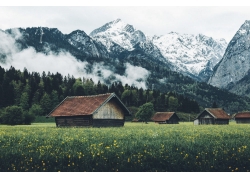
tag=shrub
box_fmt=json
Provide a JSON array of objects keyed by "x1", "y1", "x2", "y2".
[
  {"x1": 1, "y1": 106, "x2": 24, "y2": 125},
  {"x1": 23, "y1": 111, "x2": 36, "y2": 125},
  {"x1": 135, "y1": 102, "x2": 154, "y2": 123}
]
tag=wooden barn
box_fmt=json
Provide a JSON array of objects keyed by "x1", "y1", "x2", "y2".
[
  {"x1": 47, "y1": 93, "x2": 131, "y2": 127},
  {"x1": 151, "y1": 112, "x2": 180, "y2": 124},
  {"x1": 234, "y1": 112, "x2": 250, "y2": 124},
  {"x1": 196, "y1": 108, "x2": 230, "y2": 125}
]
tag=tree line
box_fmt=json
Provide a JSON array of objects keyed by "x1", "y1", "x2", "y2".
[{"x1": 0, "y1": 66, "x2": 200, "y2": 124}]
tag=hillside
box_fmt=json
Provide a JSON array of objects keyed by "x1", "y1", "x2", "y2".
[{"x1": 0, "y1": 26, "x2": 249, "y2": 114}]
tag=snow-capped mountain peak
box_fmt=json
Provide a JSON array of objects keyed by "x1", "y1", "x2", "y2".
[
  {"x1": 90, "y1": 19, "x2": 227, "y2": 82},
  {"x1": 90, "y1": 19, "x2": 146, "y2": 51}
]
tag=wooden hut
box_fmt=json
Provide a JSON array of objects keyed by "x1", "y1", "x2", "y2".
[
  {"x1": 47, "y1": 93, "x2": 131, "y2": 127},
  {"x1": 196, "y1": 108, "x2": 230, "y2": 125},
  {"x1": 234, "y1": 112, "x2": 250, "y2": 124},
  {"x1": 151, "y1": 112, "x2": 180, "y2": 124},
  {"x1": 132, "y1": 118, "x2": 142, "y2": 122}
]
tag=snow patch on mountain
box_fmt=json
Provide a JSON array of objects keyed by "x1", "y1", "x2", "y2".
[
  {"x1": 90, "y1": 19, "x2": 227, "y2": 81},
  {"x1": 151, "y1": 32, "x2": 227, "y2": 80},
  {"x1": 90, "y1": 19, "x2": 146, "y2": 52}
]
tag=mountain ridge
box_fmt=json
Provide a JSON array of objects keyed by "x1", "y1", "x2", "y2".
[
  {"x1": 1, "y1": 21, "x2": 250, "y2": 114},
  {"x1": 89, "y1": 19, "x2": 227, "y2": 82}
]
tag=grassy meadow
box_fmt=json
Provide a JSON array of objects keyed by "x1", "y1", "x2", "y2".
[{"x1": 1, "y1": 122, "x2": 250, "y2": 172}]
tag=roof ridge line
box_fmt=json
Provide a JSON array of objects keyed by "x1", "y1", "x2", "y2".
[{"x1": 67, "y1": 93, "x2": 113, "y2": 98}]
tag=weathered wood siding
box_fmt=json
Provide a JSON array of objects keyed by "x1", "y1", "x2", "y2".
[
  {"x1": 93, "y1": 98, "x2": 124, "y2": 120},
  {"x1": 167, "y1": 114, "x2": 179, "y2": 124},
  {"x1": 198, "y1": 111, "x2": 215, "y2": 125},
  {"x1": 55, "y1": 116, "x2": 92, "y2": 127},
  {"x1": 235, "y1": 118, "x2": 250, "y2": 124},
  {"x1": 93, "y1": 119, "x2": 125, "y2": 127},
  {"x1": 214, "y1": 119, "x2": 229, "y2": 125}
]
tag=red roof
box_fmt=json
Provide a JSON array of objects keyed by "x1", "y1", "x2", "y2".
[
  {"x1": 47, "y1": 93, "x2": 130, "y2": 117},
  {"x1": 234, "y1": 112, "x2": 250, "y2": 119},
  {"x1": 204, "y1": 108, "x2": 230, "y2": 119},
  {"x1": 151, "y1": 112, "x2": 175, "y2": 122}
]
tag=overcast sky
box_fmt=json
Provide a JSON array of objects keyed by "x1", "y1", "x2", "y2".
[{"x1": 1, "y1": 1, "x2": 250, "y2": 42}]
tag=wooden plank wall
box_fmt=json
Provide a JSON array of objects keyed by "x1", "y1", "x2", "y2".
[
  {"x1": 55, "y1": 117, "x2": 92, "y2": 127},
  {"x1": 236, "y1": 119, "x2": 250, "y2": 124},
  {"x1": 93, "y1": 119, "x2": 125, "y2": 127},
  {"x1": 93, "y1": 98, "x2": 124, "y2": 120}
]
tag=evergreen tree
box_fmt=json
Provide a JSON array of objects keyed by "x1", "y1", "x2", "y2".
[
  {"x1": 19, "y1": 92, "x2": 30, "y2": 111},
  {"x1": 96, "y1": 80, "x2": 104, "y2": 94},
  {"x1": 40, "y1": 93, "x2": 52, "y2": 115},
  {"x1": 51, "y1": 90, "x2": 59, "y2": 109},
  {"x1": 212, "y1": 101, "x2": 218, "y2": 108},
  {"x1": 168, "y1": 96, "x2": 178, "y2": 111},
  {"x1": 29, "y1": 104, "x2": 43, "y2": 116},
  {"x1": 121, "y1": 90, "x2": 131, "y2": 105}
]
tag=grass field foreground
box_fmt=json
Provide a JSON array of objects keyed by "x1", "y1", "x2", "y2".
[{"x1": 0, "y1": 122, "x2": 250, "y2": 172}]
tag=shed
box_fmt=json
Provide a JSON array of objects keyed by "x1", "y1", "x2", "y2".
[
  {"x1": 151, "y1": 112, "x2": 180, "y2": 124},
  {"x1": 47, "y1": 93, "x2": 131, "y2": 127},
  {"x1": 193, "y1": 119, "x2": 199, "y2": 125},
  {"x1": 132, "y1": 118, "x2": 142, "y2": 122},
  {"x1": 196, "y1": 108, "x2": 230, "y2": 125},
  {"x1": 234, "y1": 112, "x2": 250, "y2": 124}
]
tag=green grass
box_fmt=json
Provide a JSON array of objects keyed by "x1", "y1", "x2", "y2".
[{"x1": 0, "y1": 122, "x2": 250, "y2": 172}]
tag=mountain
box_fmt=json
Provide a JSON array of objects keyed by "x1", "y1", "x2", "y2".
[
  {"x1": 90, "y1": 19, "x2": 227, "y2": 81},
  {"x1": 4, "y1": 27, "x2": 110, "y2": 61},
  {"x1": 1, "y1": 22, "x2": 249, "y2": 114},
  {"x1": 151, "y1": 33, "x2": 227, "y2": 81},
  {"x1": 66, "y1": 30, "x2": 109, "y2": 58},
  {"x1": 90, "y1": 19, "x2": 146, "y2": 51},
  {"x1": 208, "y1": 20, "x2": 250, "y2": 97}
]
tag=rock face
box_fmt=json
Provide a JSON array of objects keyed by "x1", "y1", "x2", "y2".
[
  {"x1": 208, "y1": 20, "x2": 250, "y2": 89},
  {"x1": 151, "y1": 33, "x2": 227, "y2": 81},
  {"x1": 66, "y1": 30, "x2": 109, "y2": 58},
  {"x1": 90, "y1": 19, "x2": 227, "y2": 81}
]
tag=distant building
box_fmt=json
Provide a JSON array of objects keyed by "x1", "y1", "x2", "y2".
[
  {"x1": 196, "y1": 108, "x2": 230, "y2": 125},
  {"x1": 132, "y1": 118, "x2": 143, "y2": 123},
  {"x1": 47, "y1": 93, "x2": 131, "y2": 127},
  {"x1": 151, "y1": 112, "x2": 180, "y2": 124},
  {"x1": 234, "y1": 112, "x2": 250, "y2": 124},
  {"x1": 193, "y1": 119, "x2": 199, "y2": 125}
]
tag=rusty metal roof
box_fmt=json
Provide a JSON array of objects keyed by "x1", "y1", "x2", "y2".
[
  {"x1": 47, "y1": 93, "x2": 131, "y2": 117},
  {"x1": 151, "y1": 112, "x2": 175, "y2": 122},
  {"x1": 202, "y1": 108, "x2": 230, "y2": 119},
  {"x1": 234, "y1": 112, "x2": 250, "y2": 119}
]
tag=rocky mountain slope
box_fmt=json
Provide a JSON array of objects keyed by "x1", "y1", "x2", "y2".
[
  {"x1": 90, "y1": 19, "x2": 227, "y2": 81},
  {"x1": 208, "y1": 20, "x2": 250, "y2": 96},
  {"x1": 151, "y1": 33, "x2": 227, "y2": 81}
]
